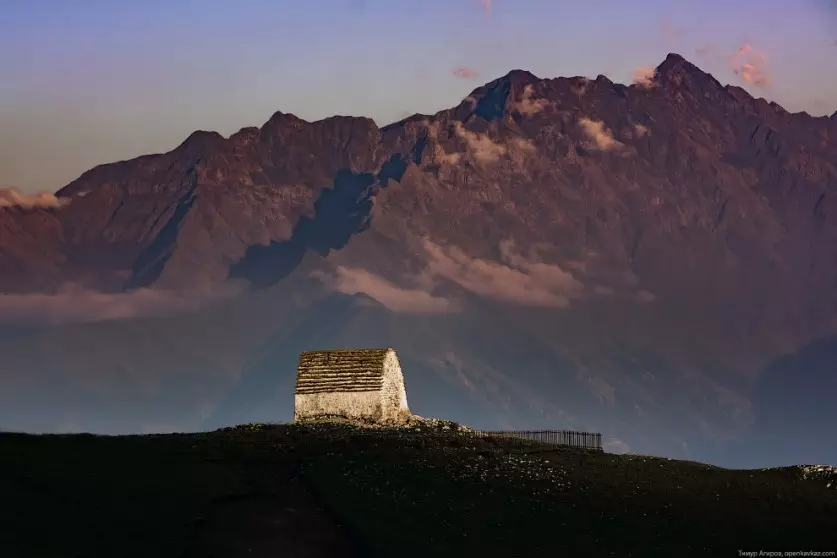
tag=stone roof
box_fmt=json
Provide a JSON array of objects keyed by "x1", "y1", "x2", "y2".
[{"x1": 295, "y1": 348, "x2": 393, "y2": 395}]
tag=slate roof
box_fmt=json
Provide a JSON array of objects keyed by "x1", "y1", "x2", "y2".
[{"x1": 295, "y1": 348, "x2": 393, "y2": 395}]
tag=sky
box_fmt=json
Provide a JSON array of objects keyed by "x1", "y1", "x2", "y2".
[{"x1": 2, "y1": 0, "x2": 837, "y2": 193}]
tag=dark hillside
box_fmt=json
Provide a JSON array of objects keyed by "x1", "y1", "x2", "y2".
[{"x1": 1, "y1": 424, "x2": 834, "y2": 557}]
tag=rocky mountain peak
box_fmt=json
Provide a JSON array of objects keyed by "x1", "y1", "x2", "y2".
[
  {"x1": 262, "y1": 110, "x2": 308, "y2": 135},
  {"x1": 175, "y1": 130, "x2": 227, "y2": 161},
  {"x1": 463, "y1": 69, "x2": 541, "y2": 121},
  {"x1": 654, "y1": 52, "x2": 723, "y2": 94},
  {"x1": 180, "y1": 130, "x2": 225, "y2": 145},
  {"x1": 655, "y1": 52, "x2": 697, "y2": 76},
  {"x1": 497, "y1": 69, "x2": 541, "y2": 87},
  {"x1": 229, "y1": 126, "x2": 261, "y2": 150}
]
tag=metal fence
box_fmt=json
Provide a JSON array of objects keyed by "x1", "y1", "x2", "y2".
[
  {"x1": 215, "y1": 423, "x2": 604, "y2": 453},
  {"x1": 300, "y1": 427, "x2": 604, "y2": 452},
  {"x1": 473, "y1": 430, "x2": 603, "y2": 451}
]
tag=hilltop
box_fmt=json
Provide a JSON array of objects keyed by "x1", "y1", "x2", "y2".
[{"x1": 1, "y1": 422, "x2": 835, "y2": 557}]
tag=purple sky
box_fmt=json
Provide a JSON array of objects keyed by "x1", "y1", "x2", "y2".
[{"x1": 2, "y1": 0, "x2": 836, "y2": 193}]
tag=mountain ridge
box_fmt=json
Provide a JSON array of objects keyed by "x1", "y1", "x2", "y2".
[{"x1": 2, "y1": 52, "x2": 836, "y2": 466}]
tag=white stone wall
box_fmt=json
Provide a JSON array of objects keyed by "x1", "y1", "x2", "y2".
[
  {"x1": 294, "y1": 390, "x2": 382, "y2": 422},
  {"x1": 380, "y1": 349, "x2": 411, "y2": 420},
  {"x1": 293, "y1": 348, "x2": 411, "y2": 423}
]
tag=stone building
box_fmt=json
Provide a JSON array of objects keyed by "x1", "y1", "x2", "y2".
[{"x1": 294, "y1": 348, "x2": 411, "y2": 423}]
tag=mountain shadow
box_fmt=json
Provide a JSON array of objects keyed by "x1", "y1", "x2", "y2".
[
  {"x1": 201, "y1": 291, "x2": 393, "y2": 429},
  {"x1": 230, "y1": 155, "x2": 407, "y2": 289},
  {"x1": 125, "y1": 184, "x2": 198, "y2": 290},
  {"x1": 201, "y1": 290, "x2": 532, "y2": 432},
  {"x1": 734, "y1": 336, "x2": 837, "y2": 467}
]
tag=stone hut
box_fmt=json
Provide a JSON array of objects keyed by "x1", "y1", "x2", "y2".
[{"x1": 294, "y1": 348, "x2": 411, "y2": 423}]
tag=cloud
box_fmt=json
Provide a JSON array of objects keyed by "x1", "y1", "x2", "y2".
[
  {"x1": 452, "y1": 66, "x2": 480, "y2": 80},
  {"x1": 727, "y1": 43, "x2": 771, "y2": 87},
  {"x1": 631, "y1": 66, "x2": 656, "y2": 88},
  {"x1": 424, "y1": 122, "x2": 462, "y2": 165},
  {"x1": 694, "y1": 43, "x2": 715, "y2": 57},
  {"x1": 636, "y1": 290, "x2": 656, "y2": 303},
  {"x1": 313, "y1": 266, "x2": 456, "y2": 314},
  {"x1": 434, "y1": 147, "x2": 462, "y2": 165},
  {"x1": 321, "y1": 239, "x2": 649, "y2": 313},
  {"x1": 0, "y1": 188, "x2": 69, "y2": 210},
  {"x1": 572, "y1": 77, "x2": 591, "y2": 98},
  {"x1": 453, "y1": 122, "x2": 507, "y2": 164},
  {"x1": 508, "y1": 136, "x2": 536, "y2": 154},
  {"x1": 633, "y1": 123, "x2": 649, "y2": 137},
  {"x1": 578, "y1": 118, "x2": 625, "y2": 151},
  {"x1": 479, "y1": 0, "x2": 491, "y2": 17},
  {"x1": 603, "y1": 437, "x2": 631, "y2": 454},
  {"x1": 587, "y1": 376, "x2": 616, "y2": 405},
  {"x1": 421, "y1": 239, "x2": 585, "y2": 308},
  {"x1": 0, "y1": 283, "x2": 244, "y2": 326},
  {"x1": 660, "y1": 15, "x2": 685, "y2": 42},
  {"x1": 438, "y1": 351, "x2": 477, "y2": 392},
  {"x1": 426, "y1": 121, "x2": 531, "y2": 166},
  {"x1": 514, "y1": 84, "x2": 550, "y2": 115}
]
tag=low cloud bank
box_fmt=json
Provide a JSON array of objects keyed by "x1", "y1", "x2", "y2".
[
  {"x1": 422, "y1": 239, "x2": 585, "y2": 308},
  {"x1": 315, "y1": 240, "x2": 657, "y2": 314},
  {"x1": 315, "y1": 239, "x2": 587, "y2": 313},
  {"x1": 0, "y1": 188, "x2": 69, "y2": 209},
  {"x1": 0, "y1": 283, "x2": 245, "y2": 326},
  {"x1": 312, "y1": 266, "x2": 457, "y2": 314}
]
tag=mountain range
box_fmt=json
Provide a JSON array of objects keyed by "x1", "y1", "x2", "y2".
[{"x1": 2, "y1": 53, "x2": 836, "y2": 467}]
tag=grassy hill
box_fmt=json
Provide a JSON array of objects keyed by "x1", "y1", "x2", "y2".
[{"x1": 1, "y1": 421, "x2": 835, "y2": 557}]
